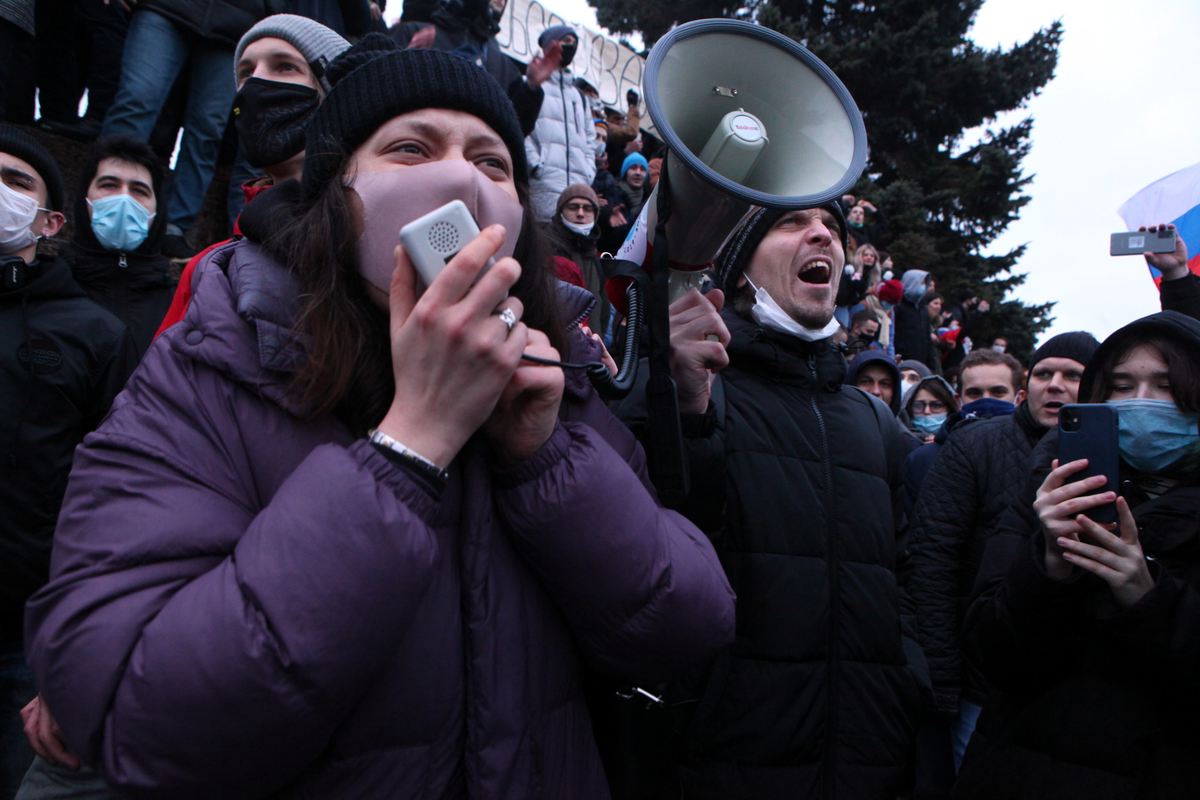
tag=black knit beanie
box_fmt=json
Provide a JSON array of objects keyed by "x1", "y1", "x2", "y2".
[
  {"x1": 714, "y1": 202, "x2": 848, "y2": 293},
  {"x1": 302, "y1": 33, "x2": 528, "y2": 200},
  {"x1": 0, "y1": 124, "x2": 65, "y2": 211},
  {"x1": 1028, "y1": 330, "x2": 1101, "y2": 371}
]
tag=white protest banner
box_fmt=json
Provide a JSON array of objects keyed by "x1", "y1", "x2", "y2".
[{"x1": 493, "y1": 0, "x2": 653, "y2": 133}]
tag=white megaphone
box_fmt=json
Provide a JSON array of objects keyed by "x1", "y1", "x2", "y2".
[{"x1": 606, "y1": 18, "x2": 868, "y2": 313}]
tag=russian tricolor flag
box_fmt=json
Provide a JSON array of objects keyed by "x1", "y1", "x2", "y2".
[{"x1": 1119, "y1": 160, "x2": 1200, "y2": 286}]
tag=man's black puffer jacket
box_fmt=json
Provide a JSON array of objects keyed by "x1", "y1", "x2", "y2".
[
  {"x1": 135, "y1": 0, "x2": 285, "y2": 47},
  {"x1": 0, "y1": 257, "x2": 138, "y2": 645},
  {"x1": 907, "y1": 402, "x2": 1046, "y2": 709},
  {"x1": 668, "y1": 310, "x2": 929, "y2": 800},
  {"x1": 957, "y1": 311, "x2": 1200, "y2": 799}
]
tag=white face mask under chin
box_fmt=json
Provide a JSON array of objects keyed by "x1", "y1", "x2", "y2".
[
  {"x1": 560, "y1": 214, "x2": 594, "y2": 237},
  {"x1": 0, "y1": 182, "x2": 44, "y2": 254},
  {"x1": 745, "y1": 275, "x2": 842, "y2": 342}
]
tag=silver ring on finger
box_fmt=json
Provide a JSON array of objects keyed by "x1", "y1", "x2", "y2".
[{"x1": 498, "y1": 306, "x2": 518, "y2": 335}]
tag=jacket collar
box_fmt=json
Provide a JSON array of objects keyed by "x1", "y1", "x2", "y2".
[
  {"x1": 725, "y1": 307, "x2": 846, "y2": 390},
  {"x1": 0, "y1": 256, "x2": 87, "y2": 303}
]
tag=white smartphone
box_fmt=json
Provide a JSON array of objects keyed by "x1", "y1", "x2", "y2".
[{"x1": 399, "y1": 200, "x2": 493, "y2": 288}]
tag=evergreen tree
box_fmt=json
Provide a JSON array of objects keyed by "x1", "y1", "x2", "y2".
[{"x1": 589, "y1": 0, "x2": 1062, "y2": 360}]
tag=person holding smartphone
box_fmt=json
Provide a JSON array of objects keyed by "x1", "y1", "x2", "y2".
[
  {"x1": 957, "y1": 310, "x2": 1200, "y2": 799},
  {"x1": 21, "y1": 36, "x2": 735, "y2": 800}
]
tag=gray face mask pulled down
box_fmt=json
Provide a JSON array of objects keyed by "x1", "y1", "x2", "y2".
[{"x1": 351, "y1": 160, "x2": 525, "y2": 293}]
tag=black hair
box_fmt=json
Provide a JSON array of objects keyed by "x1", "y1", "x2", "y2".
[{"x1": 71, "y1": 136, "x2": 168, "y2": 254}]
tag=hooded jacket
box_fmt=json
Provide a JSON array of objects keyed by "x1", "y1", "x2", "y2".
[
  {"x1": 630, "y1": 309, "x2": 928, "y2": 799},
  {"x1": 1, "y1": 256, "x2": 137, "y2": 644},
  {"x1": 63, "y1": 177, "x2": 174, "y2": 359},
  {"x1": 845, "y1": 349, "x2": 904, "y2": 415},
  {"x1": 957, "y1": 311, "x2": 1200, "y2": 799},
  {"x1": 23, "y1": 237, "x2": 735, "y2": 800},
  {"x1": 526, "y1": 68, "x2": 597, "y2": 223},
  {"x1": 906, "y1": 401, "x2": 1046, "y2": 710},
  {"x1": 893, "y1": 270, "x2": 932, "y2": 366}
]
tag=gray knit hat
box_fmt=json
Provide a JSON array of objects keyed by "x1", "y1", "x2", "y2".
[{"x1": 233, "y1": 15, "x2": 351, "y2": 92}]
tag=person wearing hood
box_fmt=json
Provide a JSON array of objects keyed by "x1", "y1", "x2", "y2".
[
  {"x1": 846, "y1": 349, "x2": 901, "y2": 413},
  {"x1": 389, "y1": 0, "x2": 560, "y2": 136},
  {"x1": 905, "y1": 334, "x2": 1098, "y2": 790},
  {"x1": 525, "y1": 25, "x2": 597, "y2": 223},
  {"x1": 155, "y1": 15, "x2": 351, "y2": 338},
  {"x1": 61, "y1": 136, "x2": 173, "y2": 358},
  {"x1": 630, "y1": 200, "x2": 928, "y2": 798},
  {"x1": 0, "y1": 125, "x2": 137, "y2": 797},
  {"x1": 894, "y1": 268, "x2": 935, "y2": 366},
  {"x1": 905, "y1": 374, "x2": 959, "y2": 445},
  {"x1": 22, "y1": 36, "x2": 734, "y2": 800},
  {"x1": 958, "y1": 311, "x2": 1200, "y2": 799},
  {"x1": 548, "y1": 183, "x2": 611, "y2": 337}
]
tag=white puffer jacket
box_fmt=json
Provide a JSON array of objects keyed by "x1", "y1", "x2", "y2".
[{"x1": 526, "y1": 69, "x2": 597, "y2": 223}]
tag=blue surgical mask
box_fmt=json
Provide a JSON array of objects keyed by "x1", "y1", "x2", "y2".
[
  {"x1": 1108, "y1": 398, "x2": 1200, "y2": 474},
  {"x1": 88, "y1": 194, "x2": 154, "y2": 253},
  {"x1": 961, "y1": 398, "x2": 1015, "y2": 418},
  {"x1": 881, "y1": 300, "x2": 895, "y2": 311},
  {"x1": 913, "y1": 413, "x2": 946, "y2": 434}
]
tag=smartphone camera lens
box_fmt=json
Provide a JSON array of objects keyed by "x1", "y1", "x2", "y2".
[{"x1": 1061, "y1": 408, "x2": 1080, "y2": 432}]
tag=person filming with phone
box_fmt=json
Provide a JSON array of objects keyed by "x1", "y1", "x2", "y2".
[
  {"x1": 21, "y1": 36, "x2": 735, "y2": 800},
  {"x1": 957, "y1": 310, "x2": 1200, "y2": 799}
]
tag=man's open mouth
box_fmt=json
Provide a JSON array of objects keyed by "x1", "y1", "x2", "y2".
[{"x1": 798, "y1": 258, "x2": 832, "y2": 285}]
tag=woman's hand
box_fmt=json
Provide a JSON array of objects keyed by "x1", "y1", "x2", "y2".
[
  {"x1": 1059, "y1": 497, "x2": 1155, "y2": 607},
  {"x1": 484, "y1": 328, "x2": 565, "y2": 464},
  {"x1": 1035, "y1": 458, "x2": 1116, "y2": 580},
  {"x1": 581, "y1": 326, "x2": 618, "y2": 375},
  {"x1": 21, "y1": 695, "x2": 79, "y2": 770},
  {"x1": 376, "y1": 225, "x2": 527, "y2": 468}
]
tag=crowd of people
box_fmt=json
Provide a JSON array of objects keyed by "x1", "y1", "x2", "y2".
[{"x1": 2, "y1": 3, "x2": 1200, "y2": 800}]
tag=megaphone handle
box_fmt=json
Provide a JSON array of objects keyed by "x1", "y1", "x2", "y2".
[{"x1": 645, "y1": 165, "x2": 691, "y2": 508}]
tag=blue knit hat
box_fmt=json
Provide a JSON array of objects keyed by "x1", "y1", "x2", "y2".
[{"x1": 621, "y1": 152, "x2": 649, "y2": 178}]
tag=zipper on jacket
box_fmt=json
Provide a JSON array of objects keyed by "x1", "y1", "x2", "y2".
[
  {"x1": 560, "y1": 72, "x2": 571, "y2": 185},
  {"x1": 119, "y1": 253, "x2": 127, "y2": 268},
  {"x1": 810, "y1": 353, "x2": 840, "y2": 800}
]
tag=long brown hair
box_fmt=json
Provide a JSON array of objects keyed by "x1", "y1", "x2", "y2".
[{"x1": 263, "y1": 139, "x2": 564, "y2": 435}]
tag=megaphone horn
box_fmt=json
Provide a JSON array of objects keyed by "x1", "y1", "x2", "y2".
[{"x1": 606, "y1": 18, "x2": 868, "y2": 313}]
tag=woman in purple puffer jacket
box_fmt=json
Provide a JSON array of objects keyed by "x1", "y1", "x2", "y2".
[{"x1": 23, "y1": 36, "x2": 735, "y2": 800}]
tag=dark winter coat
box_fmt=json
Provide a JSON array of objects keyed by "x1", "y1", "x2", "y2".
[
  {"x1": 136, "y1": 0, "x2": 283, "y2": 47},
  {"x1": 893, "y1": 274, "x2": 932, "y2": 366},
  {"x1": 1160, "y1": 270, "x2": 1200, "y2": 322},
  {"x1": 390, "y1": 12, "x2": 544, "y2": 136},
  {"x1": 64, "y1": 184, "x2": 175, "y2": 359},
  {"x1": 23, "y1": 239, "x2": 735, "y2": 799},
  {"x1": 907, "y1": 402, "x2": 1046, "y2": 709},
  {"x1": 641, "y1": 310, "x2": 928, "y2": 799},
  {"x1": 846, "y1": 206, "x2": 888, "y2": 248},
  {"x1": 548, "y1": 215, "x2": 609, "y2": 336},
  {"x1": 957, "y1": 311, "x2": 1200, "y2": 799},
  {"x1": 1, "y1": 256, "x2": 137, "y2": 644}
]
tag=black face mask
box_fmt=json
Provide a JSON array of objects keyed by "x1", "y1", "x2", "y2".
[
  {"x1": 233, "y1": 77, "x2": 320, "y2": 169},
  {"x1": 559, "y1": 42, "x2": 577, "y2": 68}
]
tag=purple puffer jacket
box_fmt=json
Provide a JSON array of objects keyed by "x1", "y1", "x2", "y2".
[{"x1": 25, "y1": 240, "x2": 735, "y2": 800}]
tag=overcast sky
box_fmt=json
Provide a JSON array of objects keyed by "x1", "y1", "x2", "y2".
[{"x1": 391, "y1": 0, "x2": 1200, "y2": 344}]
